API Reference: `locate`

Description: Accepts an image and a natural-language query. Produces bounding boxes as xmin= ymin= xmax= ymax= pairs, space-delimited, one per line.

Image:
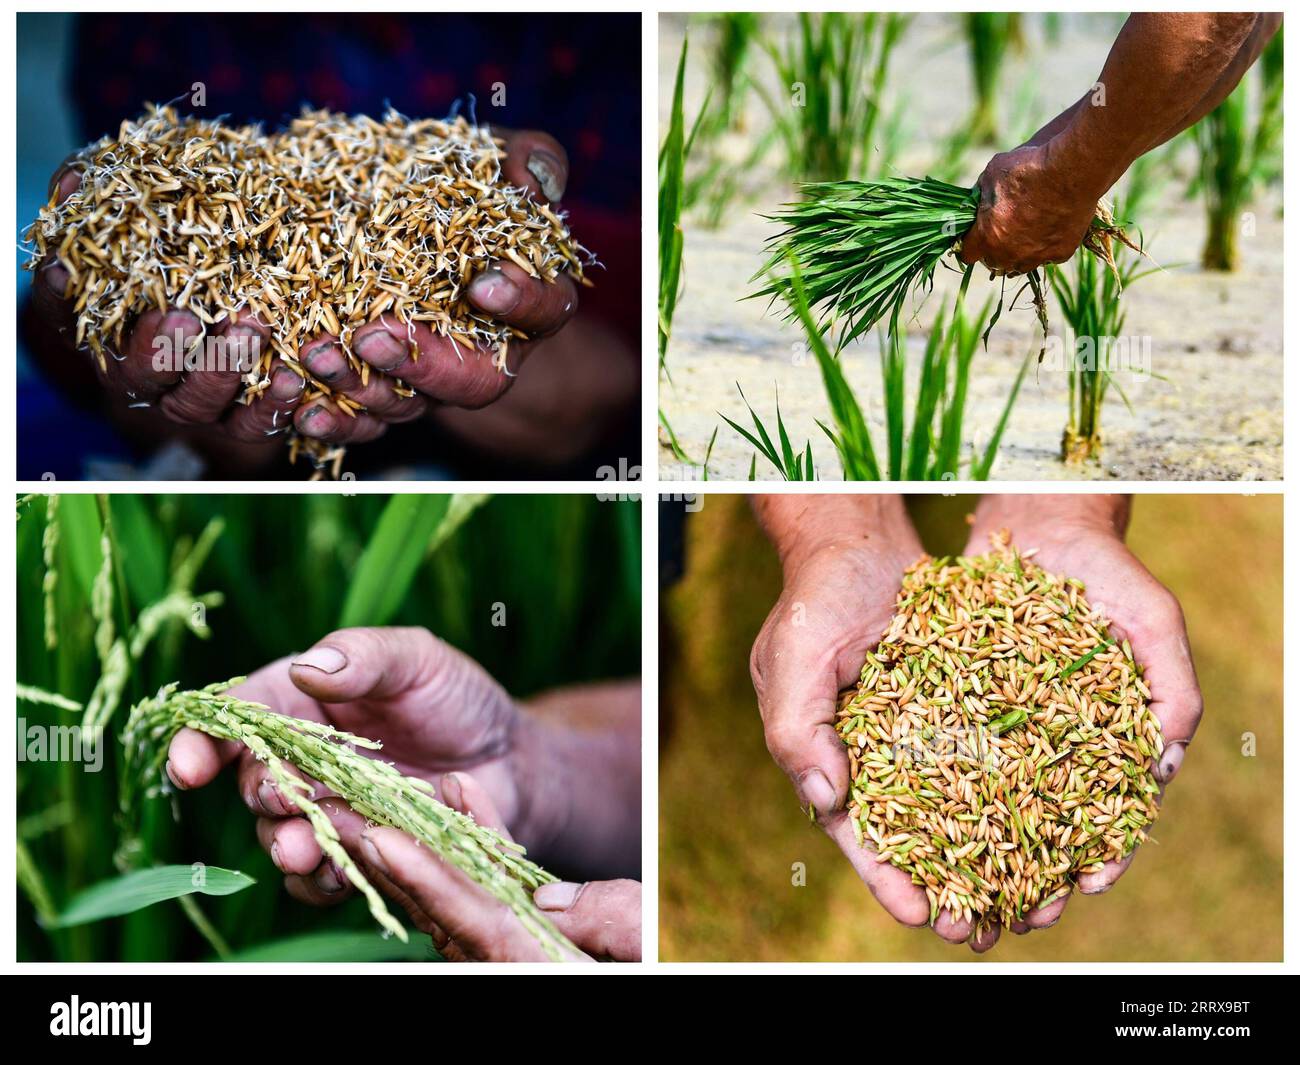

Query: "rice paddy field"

xmin=658 ymin=13 xmax=1283 ymax=481
xmin=16 ymin=493 xmax=640 ymax=962
xmin=659 ymin=494 xmax=1282 ymax=961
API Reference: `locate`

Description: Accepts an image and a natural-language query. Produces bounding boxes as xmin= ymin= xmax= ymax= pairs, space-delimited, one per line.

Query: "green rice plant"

xmin=17 ymin=493 xmax=640 ymax=962
xmin=721 ymin=385 xmax=816 ymax=481
xmin=658 ymin=36 xmax=707 ymax=374
xmin=1256 ymin=27 xmax=1283 ymax=186
xmin=1192 ymin=35 xmax=1283 ymax=271
xmin=1049 ymin=239 xmax=1157 ymax=462
xmin=735 ymin=257 xmax=1029 ymax=481
xmin=758 ymin=12 xmax=908 ymax=182
xmin=755 ymin=176 xmax=1137 ymax=353
xmin=964 ymin=12 xmax=1014 ymax=144
xmin=705 ymin=12 xmax=761 ymax=134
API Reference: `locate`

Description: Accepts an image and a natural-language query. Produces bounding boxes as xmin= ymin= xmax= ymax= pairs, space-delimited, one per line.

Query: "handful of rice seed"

xmin=24 ymin=104 xmax=592 ymax=472
xmin=836 ymin=531 xmax=1163 ymax=929
xmin=123 ymin=679 xmax=577 ymax=961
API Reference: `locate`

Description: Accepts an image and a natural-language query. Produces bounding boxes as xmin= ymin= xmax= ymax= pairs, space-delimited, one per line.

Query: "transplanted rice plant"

xmin=759 ymin=12 xmax=908 ymax=182
xmin=1191 ymin=33 xmax=1283 ymax=271
xmin=658 ymin=37 xmax=714 ymax=466
xmin=964 ymin=12 xmax=1014 ymax=144
xmin=17 ymin=493 xmax=640 ymax=962
xmin=734 ymin=259 xmax=1029 ymax=481
xmin=704 ymin=11 xmax=761 ymax=134
xmin=1049 ymin=237 xmax=1157 ymax=463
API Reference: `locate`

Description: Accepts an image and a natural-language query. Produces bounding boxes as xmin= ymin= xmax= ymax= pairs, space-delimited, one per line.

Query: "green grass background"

xmin=660 ymin=493 xmax=1282 ymax=961
xmin=18 ymin=493 xmax=640 ymax=962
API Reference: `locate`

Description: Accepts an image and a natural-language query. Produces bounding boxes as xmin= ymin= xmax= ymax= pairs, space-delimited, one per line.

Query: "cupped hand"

xmin=750 ymin=517 xmax=1003 ymax=949
xmin=959 ymin=141 xmax=1101 ymax=275
xmin=963 ymin=501 xmax=1202 ymax=932
xmin=165 ymin=626 xmax=540 ymax=910
xmin=33 ymin=164 xmax=311 ymax=444
xmin=292 ymin=129 xmax=580 ymax=448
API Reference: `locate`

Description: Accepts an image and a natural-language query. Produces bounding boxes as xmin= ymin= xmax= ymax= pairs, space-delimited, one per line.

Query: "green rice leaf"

xmin=50 ymin=865 xmax=256 ymax=928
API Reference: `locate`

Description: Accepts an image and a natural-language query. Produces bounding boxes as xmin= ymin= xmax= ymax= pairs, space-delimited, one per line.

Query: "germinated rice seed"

xmin=25 ymin=105 xmax=593 ymax=473
xmin=836 ymin=531 xmax=1162 ymax=930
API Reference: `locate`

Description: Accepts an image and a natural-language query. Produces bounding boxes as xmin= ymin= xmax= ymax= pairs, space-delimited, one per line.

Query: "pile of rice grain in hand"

xmin=24 ymin=104 xmax=592 ymax=473
xmin=836 ymin=531 xmax=1162 ymax=930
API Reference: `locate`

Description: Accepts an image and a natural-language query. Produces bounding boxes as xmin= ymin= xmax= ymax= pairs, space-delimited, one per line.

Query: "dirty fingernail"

xmin=526 ymin=150 xmax=565 ymax=201
xmin=315 ymin=861 xmax=344 ymax=894
xmin=293 ymin=645 xmax=348 ymax=674
xmin=1157 ymin=741 xmax=1186 ymax=783
xmin=298 ymin=404 xmax=335 ymax=437
xmin=354 ymin=330 xmax=406 ymax=370
xmin=165 ymin=760 xmax=186 ymax=790
xmin=534 ymin=881 xmax=581 ymax=911
xmin=798 ymin=768 xmax=836 ymax=815
xmin=468 ymin=269 xmax=520 ymax=315
xmin=304 ymin=341 xmax=345 ymax=382
xmin=270 ymin=367 xmax=305 ymax=400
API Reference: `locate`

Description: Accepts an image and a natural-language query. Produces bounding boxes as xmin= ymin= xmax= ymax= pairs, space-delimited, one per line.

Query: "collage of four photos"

xmin=9 ymin=6 xmax=1288 ymax=999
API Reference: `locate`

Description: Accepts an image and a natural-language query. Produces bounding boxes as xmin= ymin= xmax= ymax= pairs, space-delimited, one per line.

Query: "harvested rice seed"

xmin=836 ymin=530 xmax=1163 ymax=931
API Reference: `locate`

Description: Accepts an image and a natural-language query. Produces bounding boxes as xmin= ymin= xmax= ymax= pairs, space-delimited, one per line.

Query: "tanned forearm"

xmin=1034 ymin=13 xmax=1281 ymax=200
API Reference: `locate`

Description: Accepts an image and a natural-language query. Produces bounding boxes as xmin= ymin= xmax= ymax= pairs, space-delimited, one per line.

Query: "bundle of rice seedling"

xmin=755 ymin=176 xmax=1138 ymax=351
xmin=122 ymin=679 xmax=576 ymax=960
xmin=24 ymin=105 xmax=592 ymax=472
xmin=836 ymin=532 xmax=1163 ymax=931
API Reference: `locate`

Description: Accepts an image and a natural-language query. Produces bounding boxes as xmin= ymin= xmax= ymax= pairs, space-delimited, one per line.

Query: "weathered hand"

xmin=165 ymin=626 xmax=536 ymax=908
xmin=963 ymin=497 xmax=1201 ymax=931
xmin=750 ymin=503 xmax=994 ymax=948
xmin=360 ymin=773 xmax=640 ymax=961
xmin=292 ymin=129 xmax=580 ymax=448
xmin=959 ymin=141 xmax=1101 ymax=275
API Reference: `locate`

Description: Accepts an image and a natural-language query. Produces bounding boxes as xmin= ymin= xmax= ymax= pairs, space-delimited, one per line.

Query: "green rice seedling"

xmin=964 ymin=12 xmax=1014 ymax=145
xmin=758 ymin=12 xmax=908 ymax=182
xmin=1192 ymin=38 xmax=1283 ymax=271
xmin=1255 ymin=27 xmax=1283 ymax=187
xmin=721 ymin=385 xmax=816 ymax=481
xmin=658 ymin=36 xmax=698 ymax=373
xmin=740 ymin=258 xmax=1029 ymax=480
xmin=1049 ymin=237 xmax=1157 ymax=462
xmin=705 ymin=12 xmax=761 ymax=134
xmin=122 ymin=681 xmax=575 ymax=960
xmin=755 ymin=176 xmax=1137 ymax=352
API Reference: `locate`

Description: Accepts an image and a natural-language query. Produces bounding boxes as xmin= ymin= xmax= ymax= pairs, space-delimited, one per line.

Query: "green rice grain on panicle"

xmin=123 ymin=680 xmax=577 ymax=961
